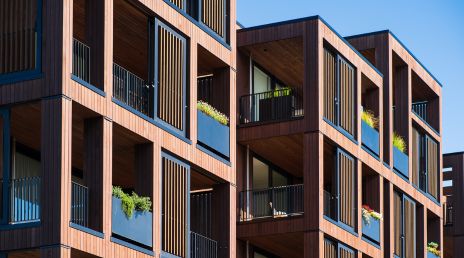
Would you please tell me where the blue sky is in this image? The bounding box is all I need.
[237,0,464,153]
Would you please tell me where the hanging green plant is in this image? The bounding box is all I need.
[197,101,229,125]
[427,242,440,256]
[112,186,152,219]
[393,132,407,153]
[361,110,378,129]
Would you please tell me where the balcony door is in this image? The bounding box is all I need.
[154,19,188,137]
[323,48,356,137]
[324,148,356,230]
[251,156,290,218]
[411,127,439,200]
[394,192,416,258]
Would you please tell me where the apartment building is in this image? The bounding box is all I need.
[442,152,464,258]
[0,0,235,257]
[236,17,443,258]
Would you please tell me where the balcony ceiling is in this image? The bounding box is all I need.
[241,37,304,88]
[246,134,303,177]
[11,102,41,152]
[246,232,304,258]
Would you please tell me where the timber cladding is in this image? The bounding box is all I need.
[0,0,39,74]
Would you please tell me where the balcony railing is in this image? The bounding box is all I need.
[412,101,428,122]
[9,177,41,224]
[239,88,303,125]
[191,231,218,258]
[72,38,90,83]
[113,63,152,116]
[71,181,89,227]
[444,202,453,226]
[239,184,304,221]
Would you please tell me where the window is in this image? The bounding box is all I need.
[154,19,188,137]
[324,147,357,231]
[394,192,416,258]
[323,47,356,137]
[411,127,439,200]
[0,0,42,82]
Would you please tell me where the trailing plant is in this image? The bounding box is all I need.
[361,205,382,225]
[197,100,229,126]
[361,109,378,129]
[273,87,291,97]
[112,186,152,219]
[393,132,407,153]
[427,242,440,256]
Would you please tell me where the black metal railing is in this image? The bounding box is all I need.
[239,88,304,124]
[71,181,89,227]
[444,202,453,226]
[190,231,218,258]
[198,75,213,104]
[239,184,304,221]
[72,38,91,83]
[412,101,428,122]
[113,63,152,116]
[9,177,41,224]
[323,190,337,220]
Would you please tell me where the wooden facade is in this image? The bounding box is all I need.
[236,17,442,258]
[0,0,236,257]
[443,152,464,258]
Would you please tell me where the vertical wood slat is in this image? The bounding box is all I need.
[339,58,354,135]
[411,127,420,186]
[168,0,184,10]
[0,0,38,74]
[394,191,402,256]
[201,0,225,38]
[338,151,355,228]
[404,198,416,258]
[426,137,438,199]
[323,49,336,123]
[162,156,189,257]
[323,239,336,258]
[157,23,185,132]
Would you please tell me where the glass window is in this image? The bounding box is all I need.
[252,158,269,189]
[253,66,271,94]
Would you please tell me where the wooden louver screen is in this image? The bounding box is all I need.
[404,197,416,258]
[201,0,226,38]
[339,247,355,258]
[162,156,190,258]
[168,0,185,10]
[339,59,355,135]
[393,192,402,257]
[426,136,438,199]
[157,23,186,132]
[0,0,38,74]
[323,49,337,124]
[324,239,337,258]
[338,150,355,228]
[411,127,420,187]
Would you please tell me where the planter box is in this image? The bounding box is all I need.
[112,196,152,247]
[427,251,439,258]
[393,146,409,178]
[258,95,293,122]
[362,218,380,244]
[361,120,380,156]
[197,110,230,158]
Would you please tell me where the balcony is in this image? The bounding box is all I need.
[239,184,304,221]
[72,38,91,84]
[239,88,303,125]
[71,181,89,228]
[6,177,41,224]
[191,231,218,258]
[361,120,380,157]
[113,63,152,117]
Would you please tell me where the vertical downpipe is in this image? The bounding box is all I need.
[246,145,250,220]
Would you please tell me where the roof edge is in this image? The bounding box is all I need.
[237,15,383,78]
[345,30,443,87]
